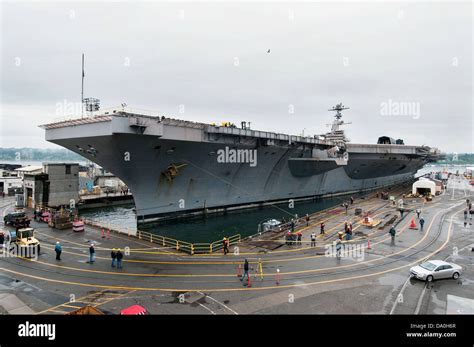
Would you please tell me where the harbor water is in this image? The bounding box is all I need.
[79,195,350,243]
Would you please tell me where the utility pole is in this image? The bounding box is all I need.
[81,53,84,117]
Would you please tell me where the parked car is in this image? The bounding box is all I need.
[410,260,462,282]
[3,211,30,228]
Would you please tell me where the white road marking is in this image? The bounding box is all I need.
[197,302,216,315]
[414,282,428,314]
[197,291,239,315]
[389,276,411,315]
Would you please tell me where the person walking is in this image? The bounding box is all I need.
[222,237,229,255]
[400,209,404,218]
[389,226,396,244]
[464,209,468,227]
[419,217,425,231]
[54,242,62,261]
[416,208,421,219]
[111,248,117,267]
[116,249,123,269]
[336,240,342,259]
[350,196,354,205]
[320,222,325,235]
[89,243,95,263]
[296,231,302,245]
[241,259,249,283]
[305,214,310,226]
[310,232,316,247]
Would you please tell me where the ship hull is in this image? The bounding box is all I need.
[49,133,425,224]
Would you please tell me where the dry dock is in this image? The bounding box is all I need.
[0,176,472,315]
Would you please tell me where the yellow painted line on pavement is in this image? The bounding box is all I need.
[33,199,442,268]
[8,204,450,280]
[0,207,459,294]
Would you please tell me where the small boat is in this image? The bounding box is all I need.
[259,219,282,233]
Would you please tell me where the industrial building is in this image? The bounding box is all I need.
[22,163,79,208]
[0,176,23,196]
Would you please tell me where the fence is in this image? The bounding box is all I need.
[81,217,240,255]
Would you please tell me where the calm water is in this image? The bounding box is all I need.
[78,164,471,243]
[79,196,349,243]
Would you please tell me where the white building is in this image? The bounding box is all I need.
[412,179,436,196]
[0,176,23,195]
[14,165,43,178]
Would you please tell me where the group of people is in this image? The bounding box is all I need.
[111,248,124,268]
[285,230,302,246]
[53,242,124,269]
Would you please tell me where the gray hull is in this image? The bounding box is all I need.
[41,111,440,224]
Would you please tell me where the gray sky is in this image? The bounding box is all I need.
[1,1,472,152]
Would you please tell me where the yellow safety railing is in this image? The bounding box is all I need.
[135,229,194,254]
[80,218,240,255]
[193,234,241,254]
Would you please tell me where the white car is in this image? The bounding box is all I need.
[410,260,462,282]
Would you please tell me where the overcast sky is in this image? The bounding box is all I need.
[1,1,472,153]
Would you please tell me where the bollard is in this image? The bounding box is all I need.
[107,228,110,240]
[276,268,281,285]
[176,240,179,251]
[101,228,105,238]
[237,264,242,278]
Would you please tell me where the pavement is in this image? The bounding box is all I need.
[0,176,472,315]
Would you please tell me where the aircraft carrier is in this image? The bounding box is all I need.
[40,104,443,225]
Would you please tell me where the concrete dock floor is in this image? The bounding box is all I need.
[0,176,472,315]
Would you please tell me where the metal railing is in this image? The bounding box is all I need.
[193,234,241,254]
[81,217,240,255]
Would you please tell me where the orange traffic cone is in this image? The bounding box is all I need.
[367,239,372,250]
[237,264,242,278]
[101,228,105,238]
[409,218,417,230]
[247,273,252,287]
